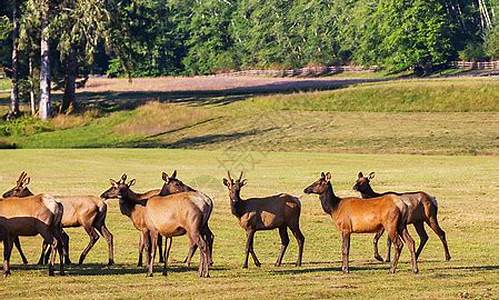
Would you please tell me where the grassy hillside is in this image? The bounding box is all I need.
[0,77,497,154]
[0,149,497,299]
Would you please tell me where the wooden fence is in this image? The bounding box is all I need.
[218,65,380,77]
[450,61,499,70]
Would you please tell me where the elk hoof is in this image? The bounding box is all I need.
[274,262,281,267]
[60,271,66,276]
[341,267,349,274]
[22,260,29,265]
[389,268,396,274]
[242,264,248,269]
[374,255,384,262]
[255,262,261,268]
[49,271,55,276]
[295,262,302,267]
[107,259,114,266]
[445,255,451,261]
[384,257,391,263]
[146,273,153,278]
[413,268,419,274]
[162,271,168,276]
[4,271,11,277]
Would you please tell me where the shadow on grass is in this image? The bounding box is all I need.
[10,262,229,276]
[72,78,388,113]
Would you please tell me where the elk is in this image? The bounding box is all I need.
[159,170,214,267]
[0,193,65,276]
[353,171,451,262]
[222,171,304,269]
[101,177,210,277]
[2,171,114,266]
[304,172,418,273]
[104,173,165,267]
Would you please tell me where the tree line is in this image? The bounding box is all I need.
[0,0,498,119]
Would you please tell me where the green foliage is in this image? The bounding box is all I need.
[0,115,52,136]
[484,23,499,59]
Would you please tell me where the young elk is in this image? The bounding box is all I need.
[304,172,418,274]
[101,177,210,277]
[222,171,304,269]
[0,193,65,276]
[3,171,114,266]
[353,171,451,262]
[160,170,214,267]
[102,174,165,267]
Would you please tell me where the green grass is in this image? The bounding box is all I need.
[0,149,497,299]
[0,77,497,155]
[0,78,10,91]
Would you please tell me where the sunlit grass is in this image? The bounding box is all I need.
[0,149,496,299]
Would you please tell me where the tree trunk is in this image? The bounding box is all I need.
[7,0,20,120]
[29,55,36,115]
[39,0,51,120]
[60,46,77,114]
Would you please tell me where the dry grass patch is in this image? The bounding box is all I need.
[51,108,102,130]
[113,101,214,137]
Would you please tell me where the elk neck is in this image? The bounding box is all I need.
[229,189,244,218]
[360,184,382,199]
[118,188,147,217]
[319,182,341,215]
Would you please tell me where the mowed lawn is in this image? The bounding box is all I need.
[0,149,497,299]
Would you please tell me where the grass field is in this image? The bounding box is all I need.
[0,149,497,299]
[0,76,498,155]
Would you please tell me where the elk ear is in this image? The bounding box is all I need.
[320,172,325,179]
[23,177,30,186]
[171,170,177,179]
[324,172,331,181]
[109,179,118,187]
[240,179,248,186]
[358,172,363,178]
[120,174,127,183]
[368,172,375,180]
[162,172,169,182]
[222,178,230,188]
[128,179,136,187]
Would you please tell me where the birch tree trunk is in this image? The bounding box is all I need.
[29,55,36,115]
[8,0,20,120]
[39,0,51,120]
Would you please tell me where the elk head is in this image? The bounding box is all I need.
[100,174,136,200]
[3,171,34,198]
[352,171,375,192]
[160,170,193,195]
[303,172,331,195]
[222,171,247,202]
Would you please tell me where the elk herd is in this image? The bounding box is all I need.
[0,169,450,278]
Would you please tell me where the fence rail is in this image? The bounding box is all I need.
[450,61,499,70]
[218,65,380,77]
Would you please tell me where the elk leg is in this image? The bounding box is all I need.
[38,241,49,265]
[97,224,114,265]
[413,222,428,260]
[384,236,392,263]
[44,230,68,265]
[13,236,28,265]
[78,226,99,265]
[426,217,451,261]
[61,231,71,265]
[184,241,197,267]
[373,228,385,262]
[249,231,261,268]
[288,224,305,267]
[189,231,209,278]
[147,231,158,277]
[243,230,255,269]
[341,232,351,273]
[205,225,215,266]
[401,227,418,273]
[275,226,290,267]
[387,228,403,274]
[164,237,172,269]
[3,238,13,277]
[158,235,164,263]
[137,233,144,267]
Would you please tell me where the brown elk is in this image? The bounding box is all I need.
[159,170,214,267]
[0,193,65,276]
[222,171,304,269]
[353,171,451,262]
[103,173,166,267]
[101,177,210,277]
[304,172,418,273]
[3,171,114,266]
